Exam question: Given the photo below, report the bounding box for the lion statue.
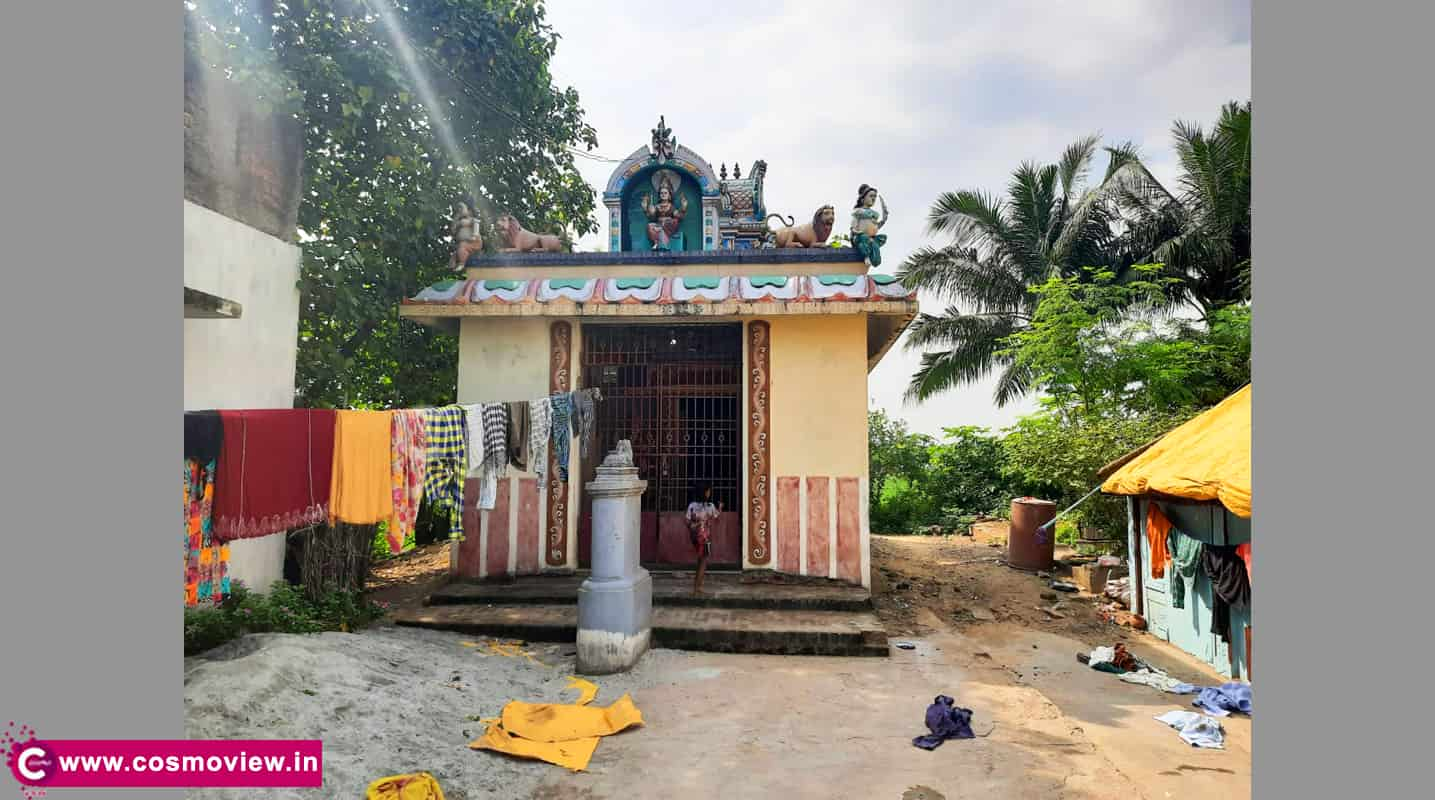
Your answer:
[496,214,567,253]
[766,205,836,248]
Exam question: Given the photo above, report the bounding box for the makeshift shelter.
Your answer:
[1101,385,1252,679]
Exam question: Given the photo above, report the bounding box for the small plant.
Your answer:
[183,580,385,656]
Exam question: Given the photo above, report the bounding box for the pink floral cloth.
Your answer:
[389,410,427,554]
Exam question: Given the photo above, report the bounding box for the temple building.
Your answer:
[400,119,917,588]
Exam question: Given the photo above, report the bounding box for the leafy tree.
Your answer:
[867,409,934,530]
[1102,101,1252,315]
[896,136,1141,406]
[185,0,600,408]
[924,426,1014,521]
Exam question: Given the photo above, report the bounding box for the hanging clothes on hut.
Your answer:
[1146,502,1173,578]
[1168,527,1204,610]
[570,389,601,460]
[183,411,227,606]
[1201,545,1250,645]
[477,403,510,510]
[506,401,530,472]
[329,410,396,526]
[213,409,336,541]
[388,410,427,555]
[1236,542,1251,583]
[529,396,553,487]
[424,406,469,540]
[550,393,573,483]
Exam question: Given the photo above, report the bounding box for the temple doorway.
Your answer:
[578,322,743,569]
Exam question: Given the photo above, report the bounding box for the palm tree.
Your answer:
[1102,101,1252,316]
[897,136,1127,405]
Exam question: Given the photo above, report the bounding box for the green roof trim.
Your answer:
[681,276,722,290]
[481,279,523,291]
[613,277,657,291]
[748,275,789,288]
[816,274,859,287]
[427,280,459,292]
[870,273,899,286]
[548,278,590,290]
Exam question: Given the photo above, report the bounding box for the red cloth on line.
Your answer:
[1146,502,1172,579]
[1236,542,1251,583]
[213,409,336,541]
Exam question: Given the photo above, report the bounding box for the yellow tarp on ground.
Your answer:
[468,677,643,772]
[365,772,446,800]
[1102,384,1251,518]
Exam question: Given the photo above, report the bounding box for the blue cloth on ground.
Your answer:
[1193,682,1252,717]
[912,695,975,750]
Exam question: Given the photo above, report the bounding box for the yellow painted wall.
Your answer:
[457,317,553,403]
[767,314,870,478]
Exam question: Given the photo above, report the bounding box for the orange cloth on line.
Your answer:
[329,410,396,525]
[1147,502,1172,579]
[365,772,445,800]
[1237,542,1252,582]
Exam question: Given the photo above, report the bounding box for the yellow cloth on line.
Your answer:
[470,722,600,772]
[329,410,396,525]
[500,693,644,742]
[365,772,445,800]
[1102,384,1252,518]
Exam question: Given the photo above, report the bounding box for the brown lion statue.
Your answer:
[496,214,567,253]
[767,205,836,248]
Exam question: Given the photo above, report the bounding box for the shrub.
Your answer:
[183,580,386,656]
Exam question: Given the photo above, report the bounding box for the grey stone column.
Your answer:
[576,441,652,674]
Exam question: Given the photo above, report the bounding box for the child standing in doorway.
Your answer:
[686,484,722,595]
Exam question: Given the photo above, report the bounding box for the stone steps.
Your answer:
[427,573,873,613]
[393,604,890,658]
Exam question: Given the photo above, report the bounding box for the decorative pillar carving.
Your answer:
[747,320,772,565]
[546,320,572,568]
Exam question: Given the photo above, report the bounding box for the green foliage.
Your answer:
[868,412,1016,534]
[186,0,600,408]
[1001,407,1197,538]
[183,580,386,656]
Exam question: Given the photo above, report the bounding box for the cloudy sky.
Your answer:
[545,0,1251,437]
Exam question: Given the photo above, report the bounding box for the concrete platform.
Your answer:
[392,604,889,657]
[427,571,873,612]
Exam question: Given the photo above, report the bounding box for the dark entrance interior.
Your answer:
[578,323,743,569]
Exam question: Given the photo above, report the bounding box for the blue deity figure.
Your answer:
[849,183,889,267]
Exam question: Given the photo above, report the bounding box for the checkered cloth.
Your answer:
[423,405,468,539]
[529,396,552,487]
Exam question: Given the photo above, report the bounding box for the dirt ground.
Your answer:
[186,530,1249,799]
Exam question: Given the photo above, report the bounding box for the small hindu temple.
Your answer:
[400,118,917,590]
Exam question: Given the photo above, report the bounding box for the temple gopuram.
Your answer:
[400,118,917,589]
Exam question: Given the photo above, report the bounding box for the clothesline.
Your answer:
[181,389,604,608]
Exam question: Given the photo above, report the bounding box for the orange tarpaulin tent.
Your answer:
[1101,385,1251,519]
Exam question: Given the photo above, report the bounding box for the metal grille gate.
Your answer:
[579,323,743,568]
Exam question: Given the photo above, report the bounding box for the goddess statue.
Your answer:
[849,184,889,267]
[640,172,689,250]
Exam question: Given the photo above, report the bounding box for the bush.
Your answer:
[183,580,386,656]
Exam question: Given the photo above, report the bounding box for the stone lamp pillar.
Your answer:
[577,441,652,674]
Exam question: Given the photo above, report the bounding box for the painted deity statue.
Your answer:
[449,202,482,272]
[849,183,889,267]
[641,173,689,251]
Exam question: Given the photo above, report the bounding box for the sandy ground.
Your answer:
[184,531,1250,799]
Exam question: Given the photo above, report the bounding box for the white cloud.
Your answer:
[545,0,1250,435]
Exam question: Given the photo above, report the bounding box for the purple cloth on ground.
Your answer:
[912,695,975,750]
[1193,682,1252,717]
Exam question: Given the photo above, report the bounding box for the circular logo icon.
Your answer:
[13,741,57,786]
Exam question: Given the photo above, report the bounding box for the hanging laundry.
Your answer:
[570,389,601,460]
[460,403,494,510]
[184,457,227,606]
[911,695,975,750]
[1146,502,1173,578]
[529,396,552,487]
[183,410,223,466]
[213,409,336,541]
[1193,682,1252,717]
[1154,710,1225,749]
[1201,545,1251,644]
[1236,541,1252,583]
[329,410,396,525]
[1167,527,1204,609]
[477,403,509,510]
[365,772,446,800]
[388,410,427,555]
[506,400,530,472]
[424,406,468,540]
[550,393,573,483]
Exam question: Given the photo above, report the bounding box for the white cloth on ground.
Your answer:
[1088,646,1116,667]
[1154,710,1225,749]
[1120,668,1196,694]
